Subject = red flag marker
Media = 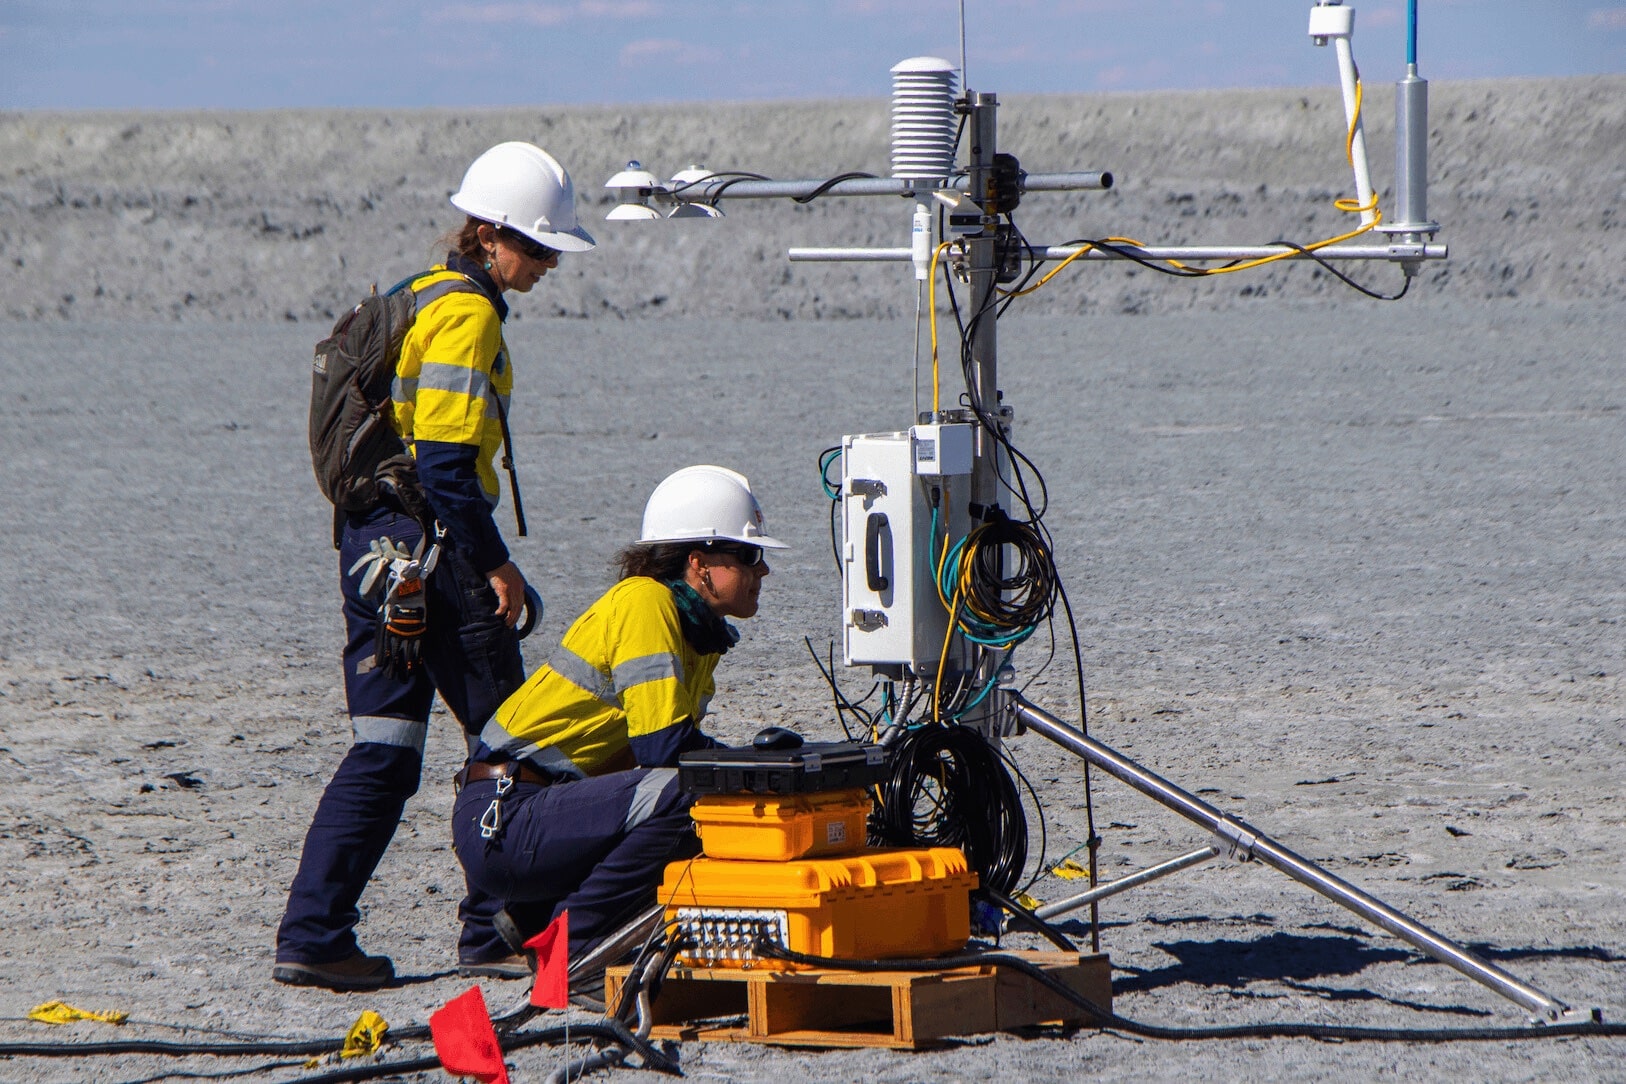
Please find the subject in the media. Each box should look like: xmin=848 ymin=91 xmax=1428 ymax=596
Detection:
xmin=525 ymin=910 xmax=570 ymax=1010
xmin=429 ymin=985 xmax=510 ymax=1084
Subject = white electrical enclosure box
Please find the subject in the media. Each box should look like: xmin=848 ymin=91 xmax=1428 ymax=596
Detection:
xmin=910 ymin=422 xmax=974 ymax=476
xmin=842 ymin=431 xmax=971 ymax=672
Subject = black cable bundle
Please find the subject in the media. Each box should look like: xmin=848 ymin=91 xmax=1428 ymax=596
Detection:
xmin=951 ymin=508 xmax=1058 ymax=646
xmin=869 ymin=725 xmax=1027 ymax=894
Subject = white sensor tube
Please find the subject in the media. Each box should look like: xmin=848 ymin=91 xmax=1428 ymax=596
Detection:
xmin=1334 ymin=32 xmax=1378 ymax=226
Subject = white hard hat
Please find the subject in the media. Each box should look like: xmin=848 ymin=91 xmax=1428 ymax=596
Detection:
xmin=451 ymin=141 xmax=596 ymax=253
xmin=638 ymin=466 xmax=790 ymax=550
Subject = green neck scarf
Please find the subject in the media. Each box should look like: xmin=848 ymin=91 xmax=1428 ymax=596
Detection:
xmin=666 ymin=580 xmax=740 ymax=656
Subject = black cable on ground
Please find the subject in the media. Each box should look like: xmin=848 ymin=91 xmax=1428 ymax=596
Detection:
xmin=281 ymin=1021 xmax=658 ymax=1084
xmin=756 ymin=942 xmax=1626 ymax=1043
xmin=0 ymin=1036 xmax=350 ymax=1059
xmin=1 ymin=1011 xmax=679 ymax=1078
xmin=978 ymin=886 xmax=1077 ymax=953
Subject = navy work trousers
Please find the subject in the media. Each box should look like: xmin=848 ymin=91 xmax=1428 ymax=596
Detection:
xmin=451 ymin=767 xmax=700 ymax=957
xmin=276 ymin=507 xmax=525 ymax=966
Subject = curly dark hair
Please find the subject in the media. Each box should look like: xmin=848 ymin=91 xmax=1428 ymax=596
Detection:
xmin=615 ymin=542 xmax=696 ymax=583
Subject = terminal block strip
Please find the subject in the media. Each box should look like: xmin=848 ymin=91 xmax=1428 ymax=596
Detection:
xmin=674 ymin=907 xmax=791 ymax=965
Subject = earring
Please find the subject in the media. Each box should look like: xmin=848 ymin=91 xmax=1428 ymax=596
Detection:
xmin=701 ymin=569 xmax=715 ymax=596
xmin=483 ymin=248 xmax=495 ymax=270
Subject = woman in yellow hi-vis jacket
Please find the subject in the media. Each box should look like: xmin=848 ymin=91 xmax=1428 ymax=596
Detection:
xmin=451 ymin=466 xmax=788 ymax=973
xmin=275 ymin=143 xmax=596 ymax=992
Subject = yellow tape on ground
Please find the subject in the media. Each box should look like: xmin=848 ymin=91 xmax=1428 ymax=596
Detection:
xmin=1051 ymin=858 xmax=1091 ymax=881
xmin=27 ymin=1001 xmax=128 ymax=1026
xmin=342 ymin=1010 xmax=388 ymax=1058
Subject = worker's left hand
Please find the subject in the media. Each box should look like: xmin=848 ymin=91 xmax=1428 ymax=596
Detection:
xmin=487 ymin=561 xmax=528 ymax=628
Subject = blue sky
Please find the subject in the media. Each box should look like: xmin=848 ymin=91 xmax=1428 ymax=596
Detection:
xmin=2 ymin=1 xmax=1620 ymax=110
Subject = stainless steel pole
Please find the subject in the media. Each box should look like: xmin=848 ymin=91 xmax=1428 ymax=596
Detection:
xmin=1010 ymin=694 xmax=1573 ymax=1021
xmin=1034 ymin=846 xmax=1220 ymax=920
xmin=667 ymin=170 xmax=1111 ymax=204
xmin=959 ymin=90 xmax=1007 ymax=741
xmin=788 ymin=243 xmax=1448 ymax=263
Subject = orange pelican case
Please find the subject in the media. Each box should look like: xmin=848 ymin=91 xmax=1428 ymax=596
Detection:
xmin=661 ymin=846 xmax=976 ymax=968
xmin=688 ymin=787 xmax=874 ymax=862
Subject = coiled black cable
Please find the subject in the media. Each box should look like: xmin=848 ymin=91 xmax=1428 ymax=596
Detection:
xmin=869 ymin=724 xmax=1027 ymax=894
xmin=946 ymin=507 xmax=1057 ymax=646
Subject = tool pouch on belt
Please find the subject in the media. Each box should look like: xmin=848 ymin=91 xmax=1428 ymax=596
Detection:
xmin=350 ymin=533 xmax=440 ymax=680
xmin=373 ymin=573 xmax=427 ymax=681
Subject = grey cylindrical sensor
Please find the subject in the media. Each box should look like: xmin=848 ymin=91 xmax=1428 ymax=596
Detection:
xmin=1394 ymin=69 xmax=1431 ymax=229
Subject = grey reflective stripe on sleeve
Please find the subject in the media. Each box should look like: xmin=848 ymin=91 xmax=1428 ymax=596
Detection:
xmin=550 ymin=648 xmax=620 ymax=706
xmin=624 ymin=768 xmax=679 ymax=832
xmin=392 ymin=276 xmax=477 ymax=406
xmin=474 ymin=718 xmax=585 ymax=779
xmin=351 ymin=716 xmax=429 ymax=754
xmin=391 ymin=374 xmax=418 ymax=406
xmin=612 ymin=652 xmax=681 ymax=695
xmin=483 ymin=391 xmax=511 ymax=420
xmin=417 ymin=360 xmax=493 ymax=402
xmin=413 ymin=277 xmax=477 ymax=308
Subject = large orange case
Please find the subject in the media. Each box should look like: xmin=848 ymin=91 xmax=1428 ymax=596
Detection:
xmin=689 ymin=788 xmax=872 ymax=861
xmin=661 ymin=847 xmax=976 ymax=968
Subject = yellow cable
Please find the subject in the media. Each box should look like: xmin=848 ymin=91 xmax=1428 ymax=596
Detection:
xmin=999 ymin=241 xmax=1097 ymax=298
xmin=927 ymin=240 xmax=954 ymax=413
xmin=1345 ymin=75 xmax=1364 ymax=167
xmin=932 ymin=482 xmax=955 ymax=611
xmin=933 ymin=581 xmax=963 ymax=721
xmin=930 ymin=486 xmax=957 ymax=720
xmin=999 ymin=77 xmax=1381 ymax=293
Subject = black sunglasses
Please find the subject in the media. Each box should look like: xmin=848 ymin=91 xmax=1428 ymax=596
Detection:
xmin=705 ymin=541 xmax=764 ymax=567
xmin=498 ymin=228 xmax=559 ymax=263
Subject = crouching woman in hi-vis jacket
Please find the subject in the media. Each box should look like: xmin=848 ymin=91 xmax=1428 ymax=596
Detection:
xmin=451 ymin=466 xmax=787 ymax=977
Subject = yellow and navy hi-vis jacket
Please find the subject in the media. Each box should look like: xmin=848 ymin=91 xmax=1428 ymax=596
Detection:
xmin=390 ymin=266 xmax=512 ymax=507
xmin=476 ymin=577 xmax=721 ymax=779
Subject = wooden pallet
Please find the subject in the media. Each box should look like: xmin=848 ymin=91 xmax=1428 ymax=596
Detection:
xmin=604 ymin=950 xmax=1111 ymax=1050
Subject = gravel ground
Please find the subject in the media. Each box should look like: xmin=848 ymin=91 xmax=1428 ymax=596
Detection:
xmin=3 ymin=76 xmax=1622 ymax=324
xmin=1 ymin=72 xmax=1622 ymax=1083
xmin=1 ymin=292 xmax=1622 ymax=1081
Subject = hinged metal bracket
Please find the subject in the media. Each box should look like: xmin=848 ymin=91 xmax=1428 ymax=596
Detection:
xmin=1214 ymin=817 xmax=1259 ymax=862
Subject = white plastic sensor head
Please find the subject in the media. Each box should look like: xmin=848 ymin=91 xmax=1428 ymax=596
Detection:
xmin=607 ymin=202 xmax=662 ymax=221
xmin=669 ymin=165 xmax=715 ymax=188
xmin=666 ymin=166 xmax=724 ymax=218
xmin=605 ymin=160 xmax=663 ymax=221
xmin=1309 ymin=1 xmax=1354 ymax=46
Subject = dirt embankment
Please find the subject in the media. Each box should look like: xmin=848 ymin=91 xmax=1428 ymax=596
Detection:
xmin=1 ymin=76 xmax=1621 ymax=322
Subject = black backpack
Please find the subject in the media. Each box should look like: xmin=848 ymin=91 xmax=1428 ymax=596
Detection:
xmin=308 ymin=273 xmax=480 ymax=546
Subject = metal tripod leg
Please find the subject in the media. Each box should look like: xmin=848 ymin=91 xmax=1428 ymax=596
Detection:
xmin=569 ymin=903 xmax=665 ymax=982
xmin=1035 ymin=846 xmax=1220 ymax=921
xmin=1010 ymin=694 xmax=1579 ymax=1022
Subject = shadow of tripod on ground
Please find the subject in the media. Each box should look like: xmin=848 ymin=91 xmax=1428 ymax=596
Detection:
xmin=1087 ymin=925 xmax=1624 ymax=1017
xmin=1102 ymin=929 xmax=1467 ymax=1016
